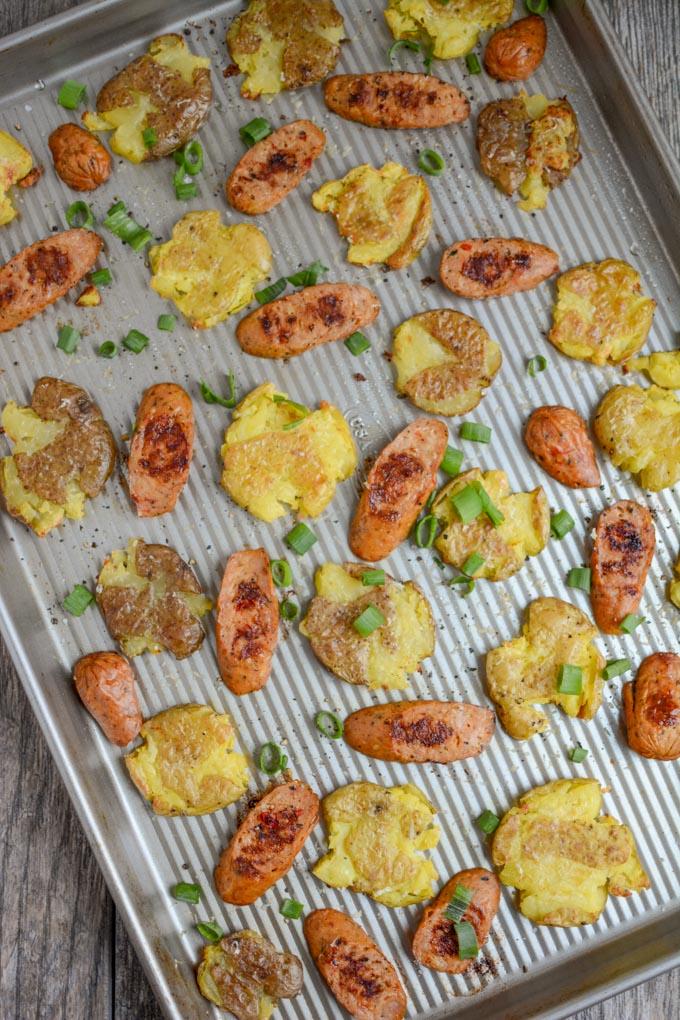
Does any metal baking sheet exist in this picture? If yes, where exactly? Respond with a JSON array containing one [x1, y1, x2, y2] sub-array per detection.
[[1, 1, 678, 1017]]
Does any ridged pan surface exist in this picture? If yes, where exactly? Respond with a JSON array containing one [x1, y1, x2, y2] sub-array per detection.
[[0, 2, 678, 1018]]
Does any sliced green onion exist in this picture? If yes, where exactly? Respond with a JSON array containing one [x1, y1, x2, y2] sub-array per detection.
[[361, 569, 385, 587], [527, 354, 548, 377], [474, 484, 504, 528], [200, 371, 237, 409], [142, 127, 157, 149], [557, 663, 583, 695], [422, 41, 434, 73], [462, 552, 485, 576], [550, 509, 575, 539], [181, 140, 204, 175], [240, 117, 272, 146], [476, 809, 500, 835], [257, 742, 287, 775], [98, 341, 117, 358], [426, 488, 437, 510], [157, 314, 176, 332], [175, 180, 198, 201], [567, 567, 591, 592], [90, 268, 112, 287], [66, 200, 94, 229], [569, 746, 589, 764], [270, 559, 292, 588], [418, 148, 446, 176], [345, 331, 371, 356], [103, 202, 152, 250], [465, 53, 482, 75], [602, 658, 632, 681], [620, 613, 645, 634], [454, 920, 479, 960], [443, 884, 473, 923], [388, 39, 421, 63], [286, 260, 329, 287], [279, 898, 304, 920], [255, 278, 288, 304], [353, 604, 385, 637], [122, 329, 149, 354], [57, 79, 86, 109], [460, 421, 491, 443], [315, 710, 344, 740], [450, 484, 483, 524], [196, 921, 223, 943], [56, 324, 80, 354], [440, 446, 463, 477], [273, 394, 310, 429], [526, 0, 549, 12], [63, 583, 94, 615], [171, 882, 202, 904], [285, 522, 317, 556], [129, 227, 153, 251], [414, 513, 439, 548], [280, 599, 299, 621]]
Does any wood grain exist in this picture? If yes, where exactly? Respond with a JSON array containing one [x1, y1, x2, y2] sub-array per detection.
[[0, 2, 678, 1019]]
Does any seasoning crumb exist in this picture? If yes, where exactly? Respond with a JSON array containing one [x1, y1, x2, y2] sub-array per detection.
[[353, 373, 366, 382]]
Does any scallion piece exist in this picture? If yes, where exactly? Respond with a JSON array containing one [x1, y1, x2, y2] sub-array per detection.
[[361, 569, 385, 587], [557, 663, 583, 695], [57, 79, 86, 109], [460, 421, 492, 443], [422, 41, 434, 73], [103, 201, 152, 251], [569, 746, 589, 764], [200, 371, 237, 409], [418, 148, 446, 176], [257, 741, 287, 775], [279, 898, 304, 920], [315, 710, 344, 740], [122, 329, 149, 354], [196, 921, 223, 943], [550, 509, 575, 539], [128, 227, 153, 251], [90, 268, 112, 287], [465, 53, 482, 75], [66, 200, 94, 229], [143, 127, 157, 149], [476, 809, 500, 835], [63, 584, 94, 615], [474, 483, 504, 527], [239, 117, 272, 146], [526, 0, 549, 12], [345, 331, 371, 356], [620, 613, 645, 634], [462, 551, 485, 576], [157, 314, 176, 332], [414, 513, 439, 548], [98, 341, 117, 358], [527, 354, 548, 377], [450, 484, 483, 524], [181, 140, 204, 175], [171, 882, 202, 904], [255, 278, 288, 304], [280, 599, 299, 621], [440, 446, 463, 477], [270, 559, 293, 588], [454, 920, 479, 960], [56, 324, 80, 354], [602, 658, 632, 681], [388, 39, 420, 63], [353, 604, 385, 637], [272, 394, 308, 413], [286, 260, 329, 287], [567, 566, 591, 592], [175, 180, 198, 201], [285, 522, 317, 555], [443, 884, 473, 923]]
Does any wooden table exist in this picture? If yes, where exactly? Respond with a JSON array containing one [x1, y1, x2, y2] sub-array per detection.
[[1, 2, 678, 1018]]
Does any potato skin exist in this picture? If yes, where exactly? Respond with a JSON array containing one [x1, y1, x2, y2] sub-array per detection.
[[590, 500, 655, 634], [48, 124, 111, 191], [324, 72, 469, 129], [73, 651, 142, 747], [215, 548, 279, 694], [440, 237, 558, 299], [227, 119, 325, 215], [412, 869, 500, 973], [128, 383, 194, 517], [484, 15, 547, 82], [524, 405, 600, 488], [304, 908, 406, 1020], [215, 779, 319, 904], [0, 229, 102, 332], [623, 653, 680, 761], [344, 700, 495, 764], [236, 283, 380, 359], [349, 418, 447, 561]]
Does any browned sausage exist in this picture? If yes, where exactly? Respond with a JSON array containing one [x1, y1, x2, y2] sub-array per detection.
[[215, 779, 319, 904], [226, 119, 326, 215], [590, 500, 655, 634], [524, 405, 601, 488], [349, 418, 448, 562], [484, 15, 547, 82], [215, 548, 279, 695], [440, 237, 559, 299], [344, 700, 495, 763], [48, 123, 112, 191], [412, 868, 500, 973], [236, 283, 380, 359], [623, 652, 680, 761], [304, 908, 407, 1020], [324, 72, 469, 129], [127, 383, 194, 517], [73, 651, 142, 746], [0, 229, 103, 332]]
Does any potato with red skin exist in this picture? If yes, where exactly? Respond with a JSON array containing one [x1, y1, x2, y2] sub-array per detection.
[[440, 237, 559, 299], [324, 71, 469, 129], [623, 653, 680, 761], [48, 124, 112, 191], [215, 779, 319, 904], [524, 405, 600, 488], [215, 548, 279, 694], [304, 908, 407, 1020], [412, 868, 500, 973], [73, 651, 142, 747], [484, 15, 547, 82], [227, 119, 325, 215], [590, 500, 655, 634], [349, 418, 448, 562], [128, 383, 194, 517], [344, 700, 495, 764], [236, 283, 380, 359]]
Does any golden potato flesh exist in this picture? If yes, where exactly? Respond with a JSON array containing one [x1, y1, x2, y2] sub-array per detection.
[[549, 259, 655, 366], [299, 562, 435, 691], [312, 162, 431, 269], [313, 781, 440, 907], [0, 130, 33, 226], [227, 0, 345, 98], [197, 931, 303, 1018], [148, 211, 272, 329], [392, 309, 501, 416], [671, 558, 680, 610], [492, 778, 649, 926], [83, 34, 211, 162], [125, 704, 249, 816], [594, 384, 680, 492], [384, 0, 513, 59], [432, 469, 549, 581], [628, 351, 680, 389], [221, 383, 356, 522], [486, 597, 605, 740]]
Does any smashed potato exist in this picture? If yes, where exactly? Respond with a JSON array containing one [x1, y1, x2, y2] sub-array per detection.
[[486, 597, 604, 740], [300, 562, 434, 691], [392, 309, 501, 416], [492, 779, 649, 926], [83, 34, 211, 162], [549, 259, 655, 365], [432, 469, 549, 581], [96, 538, 212, 659], [627, 350, 680, 389], [148, 211, 272, 329], [125, 704, 248, 816], [384, 0, 513, 59], [227, 0, 345, 98], [594, 384, 680, 492], [0, 378, 115, 537], [197, 930, 303, 1019], [671, 557, 680, 610], [0, 130, 33, 226], [312, 162, 431, 270], [313, 781, 439, 907], [220, 383, 356, 522]]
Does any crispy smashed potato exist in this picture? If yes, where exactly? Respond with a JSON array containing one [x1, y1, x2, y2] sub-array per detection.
[[220, 383, 356, 522], [549, 259, 655, 365], [227, 0, 345, 98], [492, 779, 650, 926], [432, 469, 549, 582], [96, 538, 212, 659], [486, 597, 604, 740], [83, 34, 211, 162], [671, 557, 680, 610], [312, 162, 431, 269], [313, 781, 439, 907], [148, 211, 271, 329], [628, 350, 680, 388], [300, 562, 434, 691], [0, 130, 34, 226], [197, 930, 303, 1019], [125, 704, 248, 815], [384, 0, 513, 59], [594, 384, 680, 492], [392, 309, 501, 416], [0, 378, 115, 537]]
